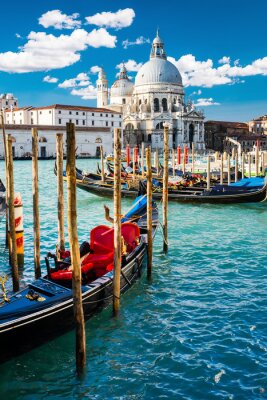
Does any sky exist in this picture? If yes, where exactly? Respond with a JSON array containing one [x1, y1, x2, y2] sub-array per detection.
[[0, 0, 266, 122]]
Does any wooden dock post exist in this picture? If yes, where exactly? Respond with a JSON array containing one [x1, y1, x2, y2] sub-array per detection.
[[163, 124, 169, 253], [126, 144, 130, 167], [141, 142, 145, 178], [207, 155, 211, 190], [14, 193, 24, 267], [177, 145, 181, 167], [155, 147, 159, 176], [56, 133, 65, 252], [255, 141, 259, 176], [100, 145, 105, 182], [113, 128, 122, 315], [241, 153, 245, 179], [248, 153, 251, 178], [7, 135, 19, 292], [32, 128, 41, 279], [191, 143, 195, 173], [227, 154, 231, 185], [172, 148, 175, 177], [235, 153, 238, 182], [146, 147, 153, 278], [220, 153, 223, 185], [1, 112, 9, 247], [66, 122, 86, 374]]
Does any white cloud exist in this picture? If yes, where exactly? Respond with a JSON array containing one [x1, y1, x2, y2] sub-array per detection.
[[168, 54, 267, 88], [0, 28, 117, 73], [39, 10, 81, 30], [122, 36, 150, 49], [71, 85, 97, 100], [43, 75, 58, 83], [194, 98, 220, 106], [219, 56, 230, 64], [90, 65, 101, 74], [58, 72, 90, 88], [86, 8, 135, 30], [15, 33, 21, 39], [116, 59, 143, 72]]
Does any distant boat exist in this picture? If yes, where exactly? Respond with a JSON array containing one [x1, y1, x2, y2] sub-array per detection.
[[0, 195, 159, 363], [73, 177, 267, 204]]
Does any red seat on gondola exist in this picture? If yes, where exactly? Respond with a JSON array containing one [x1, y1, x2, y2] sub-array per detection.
[[50, 222, 140, 282]]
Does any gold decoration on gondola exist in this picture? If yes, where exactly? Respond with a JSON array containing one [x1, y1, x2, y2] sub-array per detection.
[[0, 275, 10, 305]]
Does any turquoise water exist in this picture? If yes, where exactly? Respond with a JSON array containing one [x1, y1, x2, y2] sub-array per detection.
[[0, 159, 266, 400]]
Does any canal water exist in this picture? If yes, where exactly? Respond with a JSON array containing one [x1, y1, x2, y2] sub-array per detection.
[[0, 159, 266, 399]]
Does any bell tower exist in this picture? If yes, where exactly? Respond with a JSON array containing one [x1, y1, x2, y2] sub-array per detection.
[[97, 68, 108, 108]]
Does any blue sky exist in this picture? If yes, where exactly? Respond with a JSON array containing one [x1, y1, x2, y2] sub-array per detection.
[[0, 0, 266, 121]]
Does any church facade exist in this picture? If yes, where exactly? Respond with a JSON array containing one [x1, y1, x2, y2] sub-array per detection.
[[97, 31, 205, 150]]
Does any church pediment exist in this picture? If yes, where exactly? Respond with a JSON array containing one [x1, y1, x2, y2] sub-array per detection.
[[184, 110, 203, 119], [154, 113, 172, 120]]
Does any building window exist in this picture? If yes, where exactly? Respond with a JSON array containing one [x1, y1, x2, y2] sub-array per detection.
[[148, 134, 152, 142], [154, 98, 159, 112], [100, 113, 103, 117], [111, 122, 114, 127], [76, 120, 79, 125], [14, 102, 17, 106], [92, 113, 94, 116], [59, 119, 61, 124], [92, 121, 94, 126], [69, 119, 72, 123], [49, 110, 51, 114], [31, 119, 33, 124], [112, 114, 114, 118], [122, 99, 126, 104], [76, 112, 79, 115], [106, 121, 108, 127], [119, 122, 121, 127], [162, 98, 168, 112], [59, 110, 61, 114], [106, 114, 108, 117], [69, 111, 72, 115], [83, 112, 85, 116], [39, 111, 42, 114], [83, 120, 85, 126]]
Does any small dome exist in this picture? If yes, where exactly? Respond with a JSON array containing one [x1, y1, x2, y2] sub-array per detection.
[[135, 58, 182, 86], [110, 78, 134, 97]]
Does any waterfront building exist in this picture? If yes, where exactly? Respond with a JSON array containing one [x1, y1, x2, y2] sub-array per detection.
[[2, 105, 122, 158], [97, 30, 205, 150], [0, 93, 18, 110], [248, 115, 267, 136], [205, 120, 267, 152]]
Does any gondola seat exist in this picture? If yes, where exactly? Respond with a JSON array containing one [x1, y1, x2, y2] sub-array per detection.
[[50, 222, 140, 282]]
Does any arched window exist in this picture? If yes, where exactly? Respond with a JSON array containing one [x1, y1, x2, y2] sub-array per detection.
[[139, 99, 142, 105], [125, 123, 134, 131], [156, 122, 164, 129], [173, 98, 176, 104], [39, 137, 47, 143], [154, 98, 159, 112], [162, 98, 167, 112]]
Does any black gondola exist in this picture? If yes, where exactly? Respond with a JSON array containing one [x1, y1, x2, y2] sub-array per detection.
[[0, 196, 158, 363]]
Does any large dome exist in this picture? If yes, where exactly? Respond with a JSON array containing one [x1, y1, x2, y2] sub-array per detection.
[[135, 58, 182, 86]]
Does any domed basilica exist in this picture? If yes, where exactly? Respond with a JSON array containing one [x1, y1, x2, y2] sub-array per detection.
[[97, 30, 205, 150]]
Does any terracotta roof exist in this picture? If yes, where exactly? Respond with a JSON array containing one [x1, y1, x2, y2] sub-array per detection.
[[5, 106, 33, 112], [205, 120, 248, 128], [251, 115, 267, 121]]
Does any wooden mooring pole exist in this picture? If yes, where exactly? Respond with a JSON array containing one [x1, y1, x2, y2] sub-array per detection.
[[227, 154, 231, 185], [113, 128, 122, 315], [207, 155, 211, 190], [191, 143, 195, 173], [220, 154, 223, 185], [56, 133, 65, 252], [7, 135, 19, 292], [100, 145, 105, 182], [66, 123, 86, 374], [163, 124, 169, 253], [241, 153, 245, 179], [141, 142, 145, 178], [1, 112, 9, 247], [248, 153, 251, 178], [235, 153, 238, 182], [255, 141, 259, 176], [172, 148, 175, 177], [146, 147, 153, 279], [32, 128, 41, 279]]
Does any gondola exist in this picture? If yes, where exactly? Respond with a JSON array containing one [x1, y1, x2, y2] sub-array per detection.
[[73, 177, 267, 204], [0, 196, 159, 363]]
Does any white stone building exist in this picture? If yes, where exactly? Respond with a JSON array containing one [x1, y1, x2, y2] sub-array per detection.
[[249, 115, 267, 136], [2, 105, 122, 158], [0, 93, 18, 110], [97, 30, 205, 150]]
